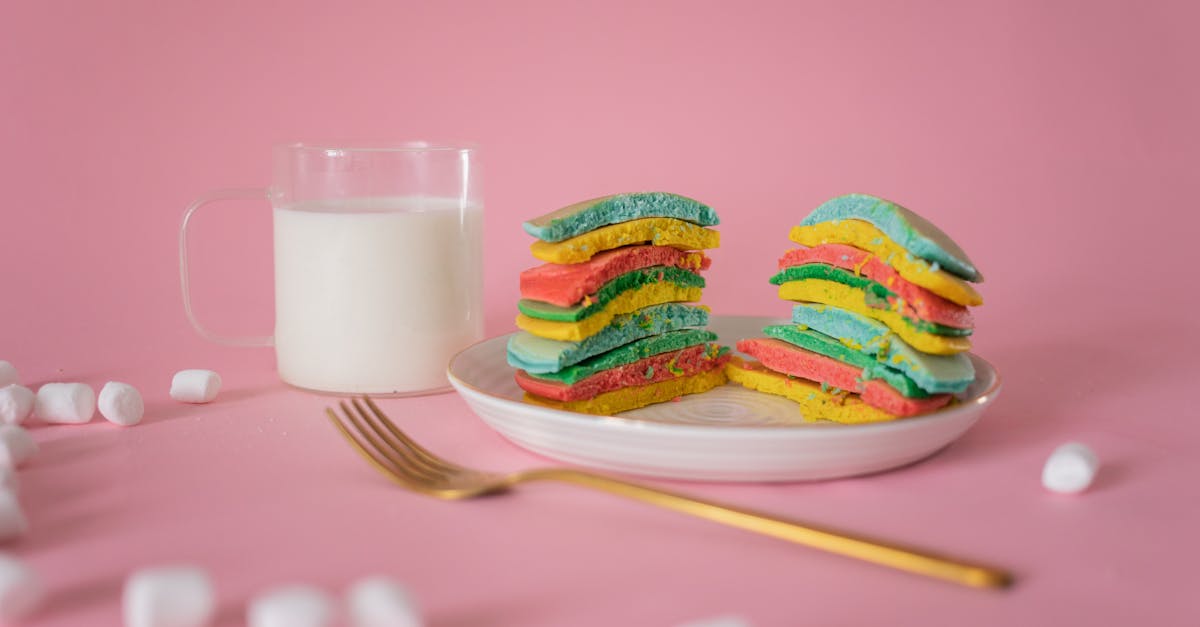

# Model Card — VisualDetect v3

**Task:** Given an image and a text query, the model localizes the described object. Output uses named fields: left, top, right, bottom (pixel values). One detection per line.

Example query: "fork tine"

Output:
left=361, top=396, right=471, bottom=474
left=325, top=407, right=421, bottom=490
left=341, top=400, right=447, bottom=483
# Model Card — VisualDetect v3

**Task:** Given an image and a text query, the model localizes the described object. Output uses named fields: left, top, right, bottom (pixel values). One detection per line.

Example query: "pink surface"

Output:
left=2, top=0, right=1199, bottom=624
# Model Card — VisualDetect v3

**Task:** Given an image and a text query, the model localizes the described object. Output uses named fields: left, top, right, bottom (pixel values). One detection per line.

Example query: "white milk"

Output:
left=272, top=197, right=483, bottom=394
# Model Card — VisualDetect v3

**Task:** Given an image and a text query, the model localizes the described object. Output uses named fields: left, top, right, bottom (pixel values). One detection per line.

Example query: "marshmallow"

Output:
left=1042, top=442, right=1100, bottom=494
left=0, top=492, right=27, bottom=543
left=170, top=370, right=221, bottom=404
left=347, top=576, right=422, bottom=627
left=0, top=386, right=33, bottom=425
left=0, top=426, right=37, bottom=469
left=0, top=553, right=43, bottom=620
left=98, top=381, right=144, bottom=427
left=34, top=383, right=95, bottom=424
left=0, top=363, right=16, bottom=389
left=248, top=585, right=334, bottom=627
left=0, top=468, right=16, bottom=493
left=122, top=565, right=215, bottom=627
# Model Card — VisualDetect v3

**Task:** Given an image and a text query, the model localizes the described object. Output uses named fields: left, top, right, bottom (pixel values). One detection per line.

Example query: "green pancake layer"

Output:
left=518, top=266, right=705, bottom=322
left=769, top=264, right=971, bottom=337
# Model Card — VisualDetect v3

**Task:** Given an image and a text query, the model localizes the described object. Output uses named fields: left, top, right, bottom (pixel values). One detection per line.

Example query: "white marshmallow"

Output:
left=1042, top=442, right=1099, bottom=494
left=248, top=585, right=334, bottom=627
left=0, top=492, right=28, bottom=543
left=0, top=553, right=43, bottom=620
left=0, top=468, right=16, bottom=493
left=0, top=363, right=16, bottom=389
left=170, top=370, right=221, bottom=404
left=34, top=383, right=95, bottom=424
left=0, top=386, right=34, bottom=425
left=0, top=426, right=37, bottom=469
left=347, top=576, right=422, bottom=627
left=98, top=381, right=144, bottom=426
left=122, top=565, right=215, bottom=627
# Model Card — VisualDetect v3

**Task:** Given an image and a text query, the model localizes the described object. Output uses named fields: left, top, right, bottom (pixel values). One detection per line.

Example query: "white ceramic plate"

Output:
left=447, top=315, right=1001, bottom=482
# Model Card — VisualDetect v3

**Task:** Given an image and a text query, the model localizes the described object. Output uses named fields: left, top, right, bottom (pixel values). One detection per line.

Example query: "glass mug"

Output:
left=180, top=141, right=484, bottom=396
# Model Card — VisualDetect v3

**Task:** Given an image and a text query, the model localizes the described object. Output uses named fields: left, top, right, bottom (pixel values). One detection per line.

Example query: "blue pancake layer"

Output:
left=506, top=303, right=711, bottom=374
left=522, top=192, right=720, bottom=243
left=799, top=194, right=982, bottom=282
left=791, top=303, right=975, bottom=394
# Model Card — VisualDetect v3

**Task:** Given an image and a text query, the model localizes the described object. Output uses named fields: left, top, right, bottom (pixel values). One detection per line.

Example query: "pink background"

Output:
left=3, top=0, right=1199, bottom=624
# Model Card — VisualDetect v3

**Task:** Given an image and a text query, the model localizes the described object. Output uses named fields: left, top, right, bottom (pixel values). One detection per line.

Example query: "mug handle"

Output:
left=179, top=188, right=275, bottom=347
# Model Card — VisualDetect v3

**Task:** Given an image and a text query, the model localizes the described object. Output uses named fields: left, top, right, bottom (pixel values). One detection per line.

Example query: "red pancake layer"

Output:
left=779, top=244, right=973, bottom=329
left=736, top=337, right=950, bottom=417
left=515, top=344, right=730, bottom=402
left=521, top=245, right=711, bottom=308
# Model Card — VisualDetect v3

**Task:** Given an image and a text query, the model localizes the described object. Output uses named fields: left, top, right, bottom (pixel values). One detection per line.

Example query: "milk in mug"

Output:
left=272, top=196, right=483, bottom=394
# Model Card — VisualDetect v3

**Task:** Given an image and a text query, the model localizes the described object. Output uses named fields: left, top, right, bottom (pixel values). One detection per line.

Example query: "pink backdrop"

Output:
left=2, top=1, right=1198, bottom=624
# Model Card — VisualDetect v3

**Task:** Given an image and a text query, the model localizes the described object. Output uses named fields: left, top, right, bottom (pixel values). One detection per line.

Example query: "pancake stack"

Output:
left=507, top=192, right=729, bottom=414
left=727, top=194, right=982, bottom=423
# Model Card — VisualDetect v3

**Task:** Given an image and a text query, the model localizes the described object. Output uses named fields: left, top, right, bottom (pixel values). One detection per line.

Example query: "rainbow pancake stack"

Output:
left=507, top=192, right=729, bottom=415
left=727, top=193, right=982, bottom=424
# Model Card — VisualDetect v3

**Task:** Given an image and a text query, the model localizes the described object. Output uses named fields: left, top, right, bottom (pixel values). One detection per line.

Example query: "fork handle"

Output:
left=514, top=467, right=1011, bottom=589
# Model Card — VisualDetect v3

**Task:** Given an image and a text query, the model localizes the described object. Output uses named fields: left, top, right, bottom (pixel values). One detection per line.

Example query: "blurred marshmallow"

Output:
left=248, top=585, right=334, bottom=627
left=0, top=492, right=28, bottom=543
left=170, top=370, right=221, bottom=404
left=98, top=381, right=144, bottom=426
left=0, top=426, right=37, bottom=469
left=1042, top=442, right=1099, bottom=494
left=123, top=565, right=215, bottom=627
left=347, top=576, right=422, bottom=627
left=0, top=553, right=43, bottom=621
left=0, top=385, right=34, bottom=425
left=0, top=468, right=16, bottom=493
left=0, top=363, right=16, bottom=389
left=34, top=383, right=95, bottom=424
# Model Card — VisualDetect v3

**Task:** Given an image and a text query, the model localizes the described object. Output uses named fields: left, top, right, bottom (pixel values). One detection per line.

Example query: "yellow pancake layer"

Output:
left=531, top=217, right=720, bottom=264
left=778, top=279, right=971, bottom=355
left=789, top=220, right=983, bottom=306
left=524, top=366, right=728, bottom=415
left=516, top=282, right=703, bottom=342
left=724, top=357, right=898, bottom=424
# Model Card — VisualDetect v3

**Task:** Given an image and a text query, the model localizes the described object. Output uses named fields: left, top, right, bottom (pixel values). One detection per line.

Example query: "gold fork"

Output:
left=328, top=396, right=1012, bottom=589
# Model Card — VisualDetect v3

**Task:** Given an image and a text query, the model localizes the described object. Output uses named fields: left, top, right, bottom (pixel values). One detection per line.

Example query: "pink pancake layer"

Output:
left=521, top=245, right=712, bottom=307
left=779, top=244, right=974, bottom=329
left=515, top=344, right=730, bottom=402
left=736, top=338, right=951, bottom=417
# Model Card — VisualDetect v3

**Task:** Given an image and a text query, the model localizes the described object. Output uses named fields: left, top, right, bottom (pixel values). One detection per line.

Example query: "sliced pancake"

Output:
left=770, top=265, right=972, bottom=332
left=724, top=357, right=900, bottom=424
left=520, top=329, right=718, bottom=385
left=778, top=279, right=971, bottom=355
left=779, top=245, right=973, bottom=329
left=506, top=303, right=710, bottom=374
left=524, top=365, right=728, bottom=415
left=517, top=280, right=703, bottom=342
left=531, top=217, right=720, bottom=265
left=757, top=326, right=929, bottom=398
left=521, top=246, right=711, bottom=308
left=800, top=194, right=982, bottom=281
left=518, top=266, right=704, bottom=322
left=516, top=343, right=730, bottom=402
left=789, top=220, right=982, bottom=306
left=523, top=192, right=720, bottom=243
left=737, top=337, right=950, bottom=417
left=790, top=303, right=974, bottom=394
